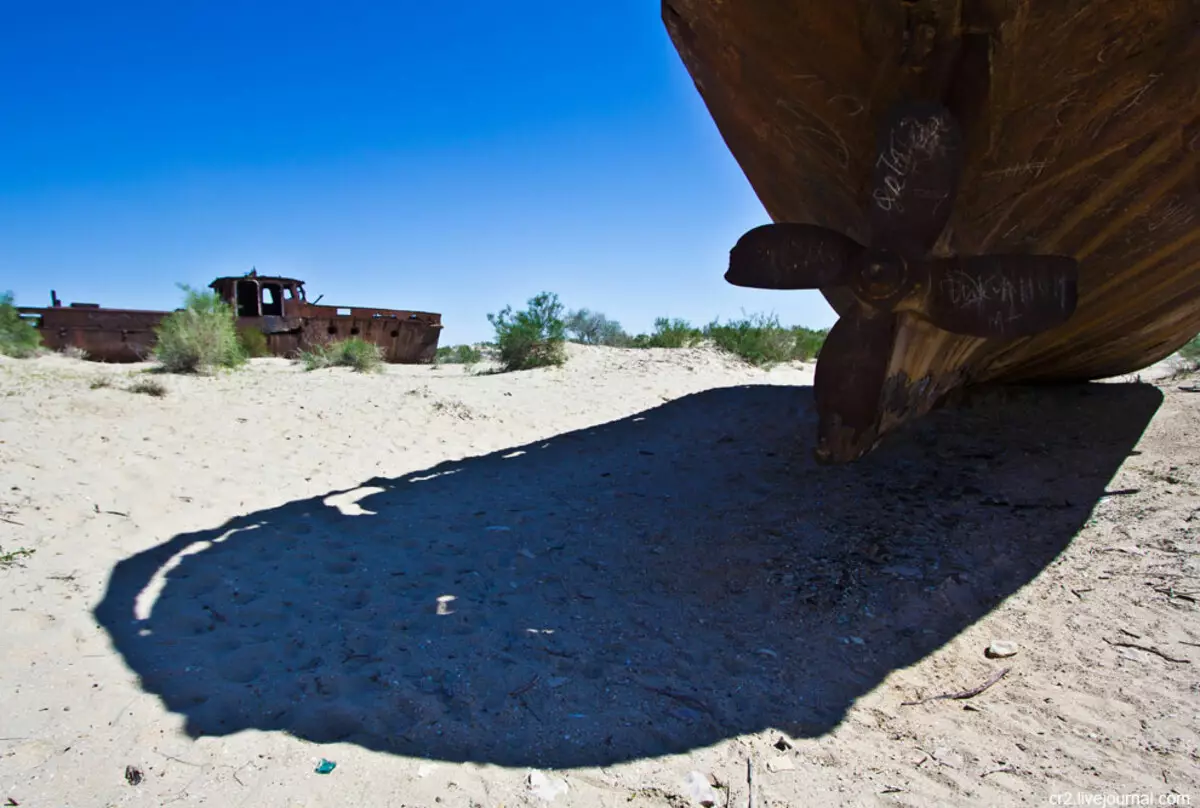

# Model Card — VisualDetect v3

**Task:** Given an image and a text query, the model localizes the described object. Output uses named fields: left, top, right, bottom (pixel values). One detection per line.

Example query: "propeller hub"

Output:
left=853, top=250, right=911, bottom=308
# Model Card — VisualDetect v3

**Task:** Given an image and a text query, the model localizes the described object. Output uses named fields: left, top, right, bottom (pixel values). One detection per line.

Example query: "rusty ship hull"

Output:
left=19, top=274, right=443, bottom=364
left=663, top=0, right=1199, bottom=461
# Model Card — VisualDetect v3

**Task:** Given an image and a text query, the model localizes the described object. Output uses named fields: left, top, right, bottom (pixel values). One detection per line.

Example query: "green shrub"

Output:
left=300, top=337, right=384, bottom=372
left=153, top=285, right=246, bottom=373
left=703, top=313, right=796, bottom=367
left=237, top=326, right=271, bottom=358
left=1180, top=334, right=1200, bottom=359
left=487, top=292, right=567, bottom=371
left=630, top=317, right=704, bottom=349
left=436, top=344, right=484, bottom=365
left=0, top=291, right=42, bottom=358
left=790, top=326, right=828, bottom=361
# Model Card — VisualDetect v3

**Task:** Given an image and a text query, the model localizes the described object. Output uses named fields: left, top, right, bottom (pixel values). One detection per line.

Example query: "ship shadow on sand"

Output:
left=96, top=381, right=1162, bottom=767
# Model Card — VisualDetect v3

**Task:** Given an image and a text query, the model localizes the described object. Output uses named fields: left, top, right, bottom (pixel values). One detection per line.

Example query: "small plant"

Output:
left=487, top=291, right=568, bottom=371
left=300, top=337, right=384, bottom=372
left=237, top=326, right=271, bottom=358
left=0, top=546, right=36, bottom=568
left=89, top=376, right=113, bottom=389
left=152, top=285, right=246, bottom=373
left=128, top=378, right=168, bottom=397
left=0, top=291, right=42, bottom=358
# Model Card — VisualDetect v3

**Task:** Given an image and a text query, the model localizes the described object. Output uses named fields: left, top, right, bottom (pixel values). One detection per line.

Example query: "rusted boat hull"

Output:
left=19, top=275, right=444, bottom=364
left=664, top=0, right=1200, bottom=461
left=17, top=306, right=164, bottom=363
left=243, top=310, right=442, bottom=365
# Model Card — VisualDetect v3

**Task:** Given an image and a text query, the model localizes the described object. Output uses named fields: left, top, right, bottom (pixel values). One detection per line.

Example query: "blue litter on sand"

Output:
left=315, top=759, right=336, bottom=774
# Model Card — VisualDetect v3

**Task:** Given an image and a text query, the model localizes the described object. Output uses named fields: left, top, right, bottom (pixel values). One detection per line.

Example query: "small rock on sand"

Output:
left=986, top=641, right=1018, bottom=659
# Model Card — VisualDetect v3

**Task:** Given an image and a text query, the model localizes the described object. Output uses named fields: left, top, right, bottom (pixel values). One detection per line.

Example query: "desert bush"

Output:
left=89, top=376, right=113, bottom=389
left=790, top=326, right=828, bottom=361
left=703, top=313, right=796, bottom=367
left=700, top=314, right=801, bottom=367
left=564, top=308, right=631, bottom=347
left=237, top=326, right=271, bottom=358
left=128, top=378, right=168, bottom=397
left=300, top=337, right=384, bottom=372
left=1180, top=333, right=1200, bottom=368
left=435, top=344, right=484, bottom=365
left=0, top=292, right=42, bottom=358
left=487, top=292, right=567, bottom=371
left=629, top=317, right=704, bottom=349
left=153, top=285, right=246, bottom=373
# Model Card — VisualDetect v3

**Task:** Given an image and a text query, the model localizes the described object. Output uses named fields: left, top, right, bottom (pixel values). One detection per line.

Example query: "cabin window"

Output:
left=235, top=281, right=260, bottom=317
left=261, top=284, right=283, bottom=316
left=283, top=287, right=294, bottom=300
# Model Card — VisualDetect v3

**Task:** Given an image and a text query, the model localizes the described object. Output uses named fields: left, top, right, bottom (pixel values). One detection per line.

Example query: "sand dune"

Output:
left=1, top=344, right=1197, bottom=807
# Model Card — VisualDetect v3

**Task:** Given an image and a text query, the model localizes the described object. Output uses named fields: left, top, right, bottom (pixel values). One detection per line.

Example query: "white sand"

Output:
left=0, top=344, right=1196, bottom=807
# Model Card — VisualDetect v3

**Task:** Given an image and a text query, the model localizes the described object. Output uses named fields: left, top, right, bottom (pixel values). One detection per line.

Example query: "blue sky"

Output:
left=0, top=0, right=835, bottom=344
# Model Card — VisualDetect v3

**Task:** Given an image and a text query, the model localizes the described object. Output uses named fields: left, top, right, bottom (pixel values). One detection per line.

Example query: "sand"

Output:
left=1, top=343, right=1197, bottom=807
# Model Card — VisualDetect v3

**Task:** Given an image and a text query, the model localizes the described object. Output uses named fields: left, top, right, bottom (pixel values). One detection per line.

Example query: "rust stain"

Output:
left=1037, top=131, right=1178, bottom=254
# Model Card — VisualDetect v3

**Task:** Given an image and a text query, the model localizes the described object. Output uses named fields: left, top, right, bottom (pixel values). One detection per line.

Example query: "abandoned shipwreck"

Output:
left=664, top=0, right=1200, bottom=462
left=18, top=271, right=444, bottom=364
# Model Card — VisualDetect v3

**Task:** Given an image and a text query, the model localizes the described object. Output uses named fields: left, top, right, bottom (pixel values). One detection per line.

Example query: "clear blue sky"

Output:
left=0, top=0, right=835, bottom=345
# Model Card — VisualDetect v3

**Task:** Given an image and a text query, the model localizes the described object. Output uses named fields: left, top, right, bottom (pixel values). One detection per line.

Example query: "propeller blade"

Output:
left=813, top=308, right=897, bottom=463
left=918, top=254, right=1079, bottom=338
left=868, top=101, right=963, bottom=256
left=726, top=223, right=863, bottom=290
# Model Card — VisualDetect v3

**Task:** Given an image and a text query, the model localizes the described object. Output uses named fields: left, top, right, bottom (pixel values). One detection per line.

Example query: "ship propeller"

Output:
left=725, top=101, right=1080, bottom=463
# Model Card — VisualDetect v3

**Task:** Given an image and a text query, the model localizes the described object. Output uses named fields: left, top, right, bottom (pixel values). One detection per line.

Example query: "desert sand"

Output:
left=1, top=344, right=1197, bottom=808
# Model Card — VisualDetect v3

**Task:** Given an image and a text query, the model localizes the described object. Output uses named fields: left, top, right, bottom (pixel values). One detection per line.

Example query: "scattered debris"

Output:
left=124, top=765, right=144, bottom=786
left=683, top=771, right=721, bottom=806
left=985, top=641, right=1018, bottom=659
left=901, top=667, right=1012, bottom=706
left=527, top=770, right=568, bottom=802
left=314, top=759, right=336, bottom=774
